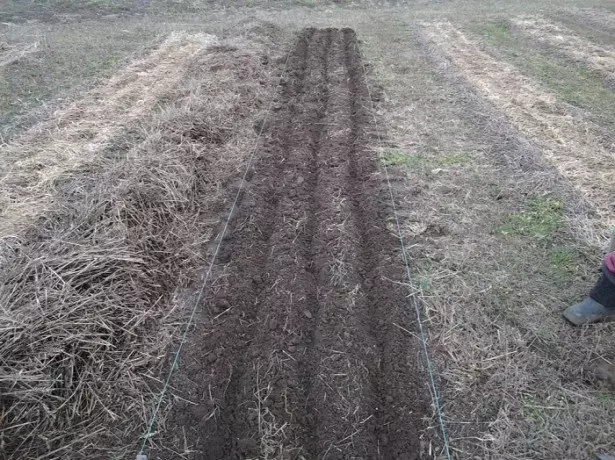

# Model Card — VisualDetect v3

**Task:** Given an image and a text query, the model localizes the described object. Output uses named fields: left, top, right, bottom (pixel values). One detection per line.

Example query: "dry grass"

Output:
left=253, top=358, right=295, bottom=459
left=512, top=15, right=615, bottom=78
left=422, top=21, right=614, bottom=247
left=358, top=12, right=615, bottom=458
left=565, top=6, right=615, bottom=34
left=0, top=41, right=39, bottom=67
left=0, top=32, right=218, bottom=238
left=2, top=2, right=615, bottom=458
left=0, top=16, right=169, bottom=141
left=0, top=31, right=275, bottom=458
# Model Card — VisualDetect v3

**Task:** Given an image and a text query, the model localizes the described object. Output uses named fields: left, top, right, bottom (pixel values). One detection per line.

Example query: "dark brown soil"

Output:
left=156, top=28, right=428, bottom=459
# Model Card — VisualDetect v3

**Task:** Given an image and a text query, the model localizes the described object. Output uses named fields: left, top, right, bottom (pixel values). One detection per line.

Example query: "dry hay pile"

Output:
left=0, top=41, right=39, bottom=67
left=0, top=31, right=275, bottom=458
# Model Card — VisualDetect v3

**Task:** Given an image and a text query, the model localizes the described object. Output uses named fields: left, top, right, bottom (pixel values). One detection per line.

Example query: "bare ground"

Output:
left=152, top=28, right=429, bottom=459
left=2, top=3, right=615, bottom=459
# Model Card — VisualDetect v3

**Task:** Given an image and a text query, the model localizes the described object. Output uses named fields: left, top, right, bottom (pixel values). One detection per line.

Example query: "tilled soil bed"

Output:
left=159, top=28, right=429, bottom=459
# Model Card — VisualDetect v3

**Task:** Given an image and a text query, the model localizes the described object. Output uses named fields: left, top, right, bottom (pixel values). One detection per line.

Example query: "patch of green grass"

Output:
left=84, top=0, right=126, bottom=7
left=522, top=393, right=568, bottom=430
left=296, top=0, right=322, bottom=7
left=498, top=197, right=564, bottom=239
left=480, top=21, right=511, bottom=40
left=475, top=20, right=615, bottom=128
left=57, top=0, right=130, bottom=11
left=0, top=75, right=11, bottom=113
left=548, top=247, right=579, bottom=286
left=379, top=149, right=430, bottom=168
left=596, top=392, right=615, bottom=404
left=522, top=394, right=547, bottom=424
left=550, top=249, right=574, bottom=271
left=416, top=275, right=434, bottom=294
left=1, top=0, right=134, bottom=21
left=524, top=59, right=614, bottom=122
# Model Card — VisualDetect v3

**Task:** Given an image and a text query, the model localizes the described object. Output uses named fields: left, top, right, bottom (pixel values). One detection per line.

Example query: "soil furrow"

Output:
left=161, top=29, right=313, bottom=459
left=207, top=30, right=316, bottom=458
left=221, top=28, right=334, bottom=458
left=343, top=28, right=427, bottom=458
left=159, top=27, right=427, bottom=460
left=297, top=29, right=381, bottom=458
left=293, top=27, right=334, bottom=456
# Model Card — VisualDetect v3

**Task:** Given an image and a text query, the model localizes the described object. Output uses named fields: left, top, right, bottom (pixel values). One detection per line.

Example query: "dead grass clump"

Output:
left=0, top=161, right=195, bottom=457
left=512, top=15, right=615, bottom=77
left=0, top=41, right=39, bottom=67
left=0, top=34, right=274, bottom=458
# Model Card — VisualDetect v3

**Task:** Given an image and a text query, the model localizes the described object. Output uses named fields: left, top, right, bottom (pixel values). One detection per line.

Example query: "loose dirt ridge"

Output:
left=161, top=28, right=427, bottom=459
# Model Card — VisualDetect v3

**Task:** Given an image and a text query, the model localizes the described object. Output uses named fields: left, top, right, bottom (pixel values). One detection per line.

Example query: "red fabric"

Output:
left=605, top=251, right=615, bottom=273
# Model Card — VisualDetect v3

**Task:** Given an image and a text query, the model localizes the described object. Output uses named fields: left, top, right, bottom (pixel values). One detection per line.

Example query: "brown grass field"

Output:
left=1, top=1, right=614, bottom=459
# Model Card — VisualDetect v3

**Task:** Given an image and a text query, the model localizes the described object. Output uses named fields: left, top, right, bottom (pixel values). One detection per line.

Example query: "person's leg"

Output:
left=564, top=263, right=615, bottom=326
left=590, top=265, right=615, bottom=308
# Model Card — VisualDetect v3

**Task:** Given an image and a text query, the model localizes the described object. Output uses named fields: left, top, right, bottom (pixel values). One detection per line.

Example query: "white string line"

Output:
left=136, top=40, right=295, bottom=458
left=353, top=40, right=453, bottom=460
